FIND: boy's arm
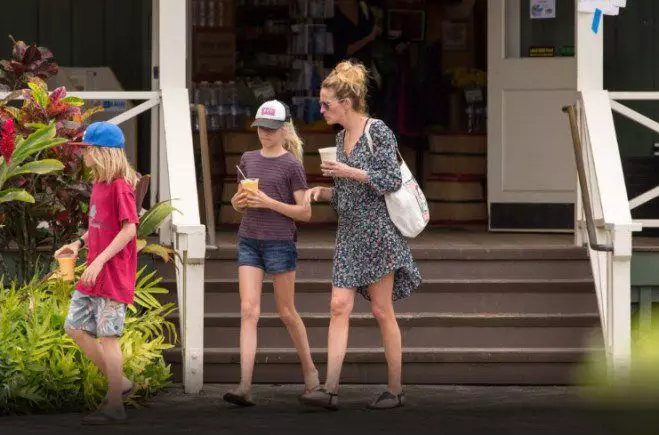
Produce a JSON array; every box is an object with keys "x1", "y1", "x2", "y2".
[
  {"x1": 79, "y1": 222, "x2": 136, "y2": 286},
  {"x1": 94, "y1": 222, "x2": 137, "y2": 264},
  {"x1": 73, "y1": 231, "x2": 89, "y2": 248}
]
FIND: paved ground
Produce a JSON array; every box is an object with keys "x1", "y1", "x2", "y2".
[{"x1": 3, "y1": 384, "x2": 654, "y2": 435}]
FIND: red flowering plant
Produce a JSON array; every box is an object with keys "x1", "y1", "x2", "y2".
[{"x1": 0, "y1": 38, "x2": 103, "y2": 282}]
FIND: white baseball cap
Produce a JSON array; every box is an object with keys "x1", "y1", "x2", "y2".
[{"x1": 251, "y1": 100, "x2": 291, "y2": 130}]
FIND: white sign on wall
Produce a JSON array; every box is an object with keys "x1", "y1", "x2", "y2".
[
  {"x1": 578, "y1": 0, "x2": 627, "y2": 15},
  {"x1": 530, "y1": 0, "x2": 556, "y2": 19}
]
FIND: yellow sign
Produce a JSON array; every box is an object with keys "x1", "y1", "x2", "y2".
[{"x1": 528, "y1": 47, "x2": 555, "y2": 57}]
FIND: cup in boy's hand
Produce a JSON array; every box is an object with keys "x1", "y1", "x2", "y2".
[
  {"x1": 55, "y1": 252, "x2": 76, "y2": 281},
  {"x1": 318, "y1": 147, "x2": 337, "y2": 163},
  {"x1": 240, "y1": 178, "x2": 259, "y2": 194}
]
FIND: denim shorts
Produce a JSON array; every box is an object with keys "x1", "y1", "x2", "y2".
[
  {"x1": 238, "y1": 237, "x2": 297, "y2": 274},
  {"x1": 64, "y1": 290, "x2": 127, "y2": 338}
]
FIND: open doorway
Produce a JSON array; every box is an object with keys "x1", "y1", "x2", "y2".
[{"x1": 188, "y1": 0, "x2": 489, "y2": 231}]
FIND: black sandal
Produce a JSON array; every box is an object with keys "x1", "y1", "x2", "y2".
[
  {"x1": 223, "y1": 391, "x2": 256, "y2": 407},
  {"x1": 367, "y1": 391, "x2": 405, "y2": 410},
  {"x1": 299, "y1": 388, "x2": 339, "y2": 410}
]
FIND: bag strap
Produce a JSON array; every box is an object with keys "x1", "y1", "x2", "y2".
[
  {"x1": 365, "y1": 118, "x2": 375, "y2": 153},
  {"x1": 364, "y1": 118, "x2": 404, "y2": 162}
]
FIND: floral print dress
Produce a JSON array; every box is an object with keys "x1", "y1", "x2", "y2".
[{"x1": 331, "y1": 118, "x2": 422, "y2": 301}]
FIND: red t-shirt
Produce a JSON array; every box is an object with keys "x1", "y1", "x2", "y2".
[{"x1": 76, "y1": 179, "x2": 139, "y2": 304}]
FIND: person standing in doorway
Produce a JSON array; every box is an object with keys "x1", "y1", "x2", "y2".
[
  {"x1": 224, "y1": 100, "x2": 319, "y2": 406},
  {"x1": 301, "y1": 61, "x2": 422, "y2": 410}
]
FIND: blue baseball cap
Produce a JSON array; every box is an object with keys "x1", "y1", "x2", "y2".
[{"x1": 76, "y1": 122, "x2": 125, "y2": 148}]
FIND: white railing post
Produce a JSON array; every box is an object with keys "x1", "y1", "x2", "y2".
[
  {"x1": 158, "y1": 0, "x2": 206, "y2": 394},
  {"x1": 173, "y1": 226, "x2": 206, "y2": 394},
  {"x1": 151, "y1": 0, "x2": 160, "y2": 208},
  {"x1": 608, "y1": 226, "x2": 632, "y2": 380},
  {"x1": 577, "y1": 90, "x2": 638, "y2": 382},
  {"x1": 161, "y1": 87, "x2": 206, "y2": 394},
  {"x1": 157, "y1": 107, "x2": 173, "y2": 246}
]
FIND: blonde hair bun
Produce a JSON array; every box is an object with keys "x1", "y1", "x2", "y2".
[
  {"x1": 322, "y1": 60, "x2": 370, "y2": 113},
  {"x1": 333, "y1": 60, "x2": 367, "y2": 90}
]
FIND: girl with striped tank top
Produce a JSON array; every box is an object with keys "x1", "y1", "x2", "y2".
[{"x1": 224, "y1": 100, "x2": 319, "y2": 406}]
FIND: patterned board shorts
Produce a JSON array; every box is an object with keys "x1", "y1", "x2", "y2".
[{"x1": 64, "y1": 290, "x2": 127, "y2": 338}]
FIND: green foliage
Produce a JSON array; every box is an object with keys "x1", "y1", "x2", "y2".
[
  {"x1": 0, "y1": 123, "x2": 67, "y2": 205},
  {"x1": 137, "y1": 200, "x2": 178, "y2": 263},
  {"x1": 0, "y1": 266, "x2": 177, "y2": 415}
]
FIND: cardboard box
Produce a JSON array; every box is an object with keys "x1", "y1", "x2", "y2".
[{"x1": 194, "y1": 31, "x2": 236, "y2": 76}]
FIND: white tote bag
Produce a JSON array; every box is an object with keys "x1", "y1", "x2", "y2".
[{"x1": 365, "y1": 119, "x2": 430, "y2": 238}]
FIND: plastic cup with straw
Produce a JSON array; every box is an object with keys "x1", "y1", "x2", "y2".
[{"x1": 237, "y1": 165, "x2": 259, "y2": 194}]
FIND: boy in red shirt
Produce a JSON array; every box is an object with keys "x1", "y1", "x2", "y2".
[{"x1": 55, "y1": 122, "x2": 140, "y2": 424}]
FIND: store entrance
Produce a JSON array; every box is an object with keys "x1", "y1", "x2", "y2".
[{"x1": 189, "y1": 0, "x2": 488, "y2": 230}]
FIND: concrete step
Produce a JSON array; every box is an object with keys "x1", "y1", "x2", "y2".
[
  {"x1": 168, "y1": 312, "x2": 602, "y2": 349},
  {"x1": 157, "y1": 258, "x2": 593, "y2": 281},
  {"x1": 165, "y1": 347, "x2": 602, "y2": 385},
  {"x1": 160, "y1": 278, "x2": 598, "y2": 314}
]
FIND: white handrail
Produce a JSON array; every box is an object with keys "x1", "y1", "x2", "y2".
[
  {"x1": 574, "y1": 90, "x2": 639, "y2": 379},
  {"x1": 610, "y1": 92, "x2": 659, "y2": 100},
  {"x1": 609, "y1": 93, "x2": 659, "y2": 217}
]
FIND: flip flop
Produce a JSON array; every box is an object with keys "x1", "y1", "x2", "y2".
[
  {"x1": 99, "y1": 382, "x2": 138, "y2": 407},
  {"x1": 223, "y1": 391, "x2": 256, "y2": 407},
  {"x1": 122, "y1": 381, "x2": 137, "y2": 399},
  {"x1": 299, "y1": 388, "x2": 339, "y2": 411},
  {"x1": 366, "y1": 391, "x2": 405, "y2": 410}
]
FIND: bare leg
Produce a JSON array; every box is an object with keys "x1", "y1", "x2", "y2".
[
  {"x1": 324, "y1": 287, "x2": 355, "y2": 394},
  {"x1": 99, "y1": 337, "x2": 124, "y2": 409},
  {"x1": 66, "y1": 328, "x2": 132, "y2": 392},
  {"x1": 368, "y1": 274, "x2": 402, "y2": 394},
  {"x1": 234, "y1": 266, "x2": 264, "y2": 399},
  {"x1": 273, "y1": 270, "x2": 318, "y2": 391}
]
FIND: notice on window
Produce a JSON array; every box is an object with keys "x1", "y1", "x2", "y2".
[
  {"x1": 530, "y1": 0, "x2": 556, "y2": 19},
  {"x1": 528, "y1": 47, "x2": 555, "y2": 57},
  {"x1": 578, "y1": 0, "x2": 624, "y2": 15}
]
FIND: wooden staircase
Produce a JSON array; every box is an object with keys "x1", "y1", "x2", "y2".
[{"x1": 157, "y1": 231, "x2": 603, "y2": 385}]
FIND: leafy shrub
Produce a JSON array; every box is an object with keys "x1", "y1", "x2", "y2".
[{"x1": 0, "y1": 266, "x2": 177, "y2": 415}]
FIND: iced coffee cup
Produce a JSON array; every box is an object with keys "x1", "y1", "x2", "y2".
[
  {"x1": 240, "y1": 178, "x2": 259, "y2": 194},
  {"x1": 56, "y1": 254, "x2": 76, "y2": 281},
  {"x1": 318, "y1": 147, "x2": 337, "y2": 163}
]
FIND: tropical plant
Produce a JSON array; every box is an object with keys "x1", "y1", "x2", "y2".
[
  {"x1": 0, "y1": 266, "x2": 177, "y2": 415},
  {"x1": 137, "y1": 199, "x2": 178, "y2": 263},
  {"x1": 0, "y1": 38, "x2": 103, "y2": 282},
  {"x1": 0, "y1": 36, "x2": 58, "y2": 92},
  {"x1": 0, "y1": 121, "x2": 66, "y2": 204}
]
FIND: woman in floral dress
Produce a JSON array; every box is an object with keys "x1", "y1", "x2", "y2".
[{"x1": 302, "y1": 60, "x2": 422, "y2": 410}]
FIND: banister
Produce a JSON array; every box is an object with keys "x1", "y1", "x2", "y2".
[{"x1": 562, "y1": 104, "x2": 613, "y2": 252}]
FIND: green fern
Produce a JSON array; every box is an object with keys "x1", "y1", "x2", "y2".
[{"x1": 0, "y1": 266, "x2": 178, "y2": 415}]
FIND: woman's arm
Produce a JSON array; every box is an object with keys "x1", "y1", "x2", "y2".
[
  {"x1": 363, "y1": 121, "x2": 402, "y2": 195},
  {"x1": 346, "y1": 26, "x2": 378, "y2": 56}
]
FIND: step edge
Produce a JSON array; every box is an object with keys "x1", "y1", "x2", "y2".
[{"x1": 164, "y1": 346, "x2": 604, "y2": 363}]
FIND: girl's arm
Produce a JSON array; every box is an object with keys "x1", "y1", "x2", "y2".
[
  {"x1": 79, "y1": 222, "x2": 137, "y2": 286},
  {"x1": 246, "y1": 189, "x2": 312, "y2": 222}
]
